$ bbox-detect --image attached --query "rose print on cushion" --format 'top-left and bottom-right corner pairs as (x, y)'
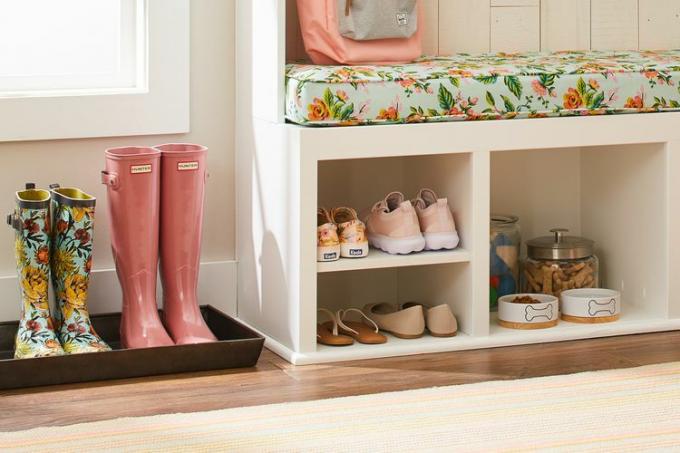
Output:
(286, 50), (680, 126)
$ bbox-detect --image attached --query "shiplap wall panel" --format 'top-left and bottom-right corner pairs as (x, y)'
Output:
(639, 0), (680, 49)
(286, 0), (678, 61)
(422, 0), (440, 55)
(591, 0), (639, 50)
(540, 0), (591, 51)
(491, 0), (539, 6)
(439, 0), (491, 54)
(490, 6), (541, 52)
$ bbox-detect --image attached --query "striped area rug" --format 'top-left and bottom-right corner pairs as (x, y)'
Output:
(3, 361), (680, 452)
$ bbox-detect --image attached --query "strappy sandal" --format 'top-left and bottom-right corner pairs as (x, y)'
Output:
(336, 308), (387, 344)
(317, 308), (354, 346)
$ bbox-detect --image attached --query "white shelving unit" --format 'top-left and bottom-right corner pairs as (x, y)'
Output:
(235, 0), (680, 365)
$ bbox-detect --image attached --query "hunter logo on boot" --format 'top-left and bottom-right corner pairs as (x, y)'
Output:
(130, 164), (152, 174)
(177, 161), (199, 171)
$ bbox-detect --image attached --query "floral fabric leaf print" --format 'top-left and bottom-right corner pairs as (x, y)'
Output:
(285, 50), (680, 126)
(50, 188), (111, 354)
(10, 188), (64, 359)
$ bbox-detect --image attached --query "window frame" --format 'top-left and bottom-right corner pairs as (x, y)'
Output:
(0, 0), (189, 142)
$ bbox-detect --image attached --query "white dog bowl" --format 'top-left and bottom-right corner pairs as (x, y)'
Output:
(561, 288), (620, 323)
(498, 293), (559, 330)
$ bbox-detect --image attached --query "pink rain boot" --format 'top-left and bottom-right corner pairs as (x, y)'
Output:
(102, 147), (174, 349)
(156, 143), (217, 345)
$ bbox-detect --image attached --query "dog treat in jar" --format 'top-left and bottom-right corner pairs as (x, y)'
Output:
(523, 229), (599, 297)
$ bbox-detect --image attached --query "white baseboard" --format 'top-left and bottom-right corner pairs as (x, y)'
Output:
(0, 261), (237, 322)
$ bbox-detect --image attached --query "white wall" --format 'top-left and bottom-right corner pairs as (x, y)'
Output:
(0, 0), (235, 279)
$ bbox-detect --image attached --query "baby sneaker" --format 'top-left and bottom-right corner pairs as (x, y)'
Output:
(412, 189), (460, 251)
(317, 208), (340, 262)
(331, 207), (369, 258)
(365, 192), (425, 255)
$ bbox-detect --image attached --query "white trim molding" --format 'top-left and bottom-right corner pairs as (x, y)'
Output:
(0, 0), (190, 142)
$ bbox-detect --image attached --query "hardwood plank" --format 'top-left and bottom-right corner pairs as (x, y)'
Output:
(439, 0), (491, 54)
(639, 0), (680, 50)
(2, 332), (680, 432)
(591, 0), (639, 50)
(540, 0), (591, 51)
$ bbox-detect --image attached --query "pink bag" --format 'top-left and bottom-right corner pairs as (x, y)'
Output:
(296, 0), (423, 65)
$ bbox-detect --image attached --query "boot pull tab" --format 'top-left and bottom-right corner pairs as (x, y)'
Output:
(6, 213), (21, 231)
(49, 183), (60, 190)
(101, 171), (120, 190)
(25, 183), (35, 190)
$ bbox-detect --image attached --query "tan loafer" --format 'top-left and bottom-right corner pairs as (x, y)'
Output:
(403, 302), (458, 337)
(363, 303), (425, 339)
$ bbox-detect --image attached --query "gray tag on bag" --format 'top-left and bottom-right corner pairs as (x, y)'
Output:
(338, 0), (418, 41)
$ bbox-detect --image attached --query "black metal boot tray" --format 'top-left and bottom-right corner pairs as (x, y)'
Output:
(0, 306), (264, 390)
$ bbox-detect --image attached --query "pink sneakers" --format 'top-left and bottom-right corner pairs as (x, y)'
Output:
(365, 192), (425, 255)
(366, 190), (459, 255)
(412, 189), (460, 251)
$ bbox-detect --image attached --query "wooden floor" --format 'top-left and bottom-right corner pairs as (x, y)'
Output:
(2, 331), (680, 432)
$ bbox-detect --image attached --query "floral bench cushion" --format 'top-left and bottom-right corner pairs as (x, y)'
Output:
(285, 50), (680, 126)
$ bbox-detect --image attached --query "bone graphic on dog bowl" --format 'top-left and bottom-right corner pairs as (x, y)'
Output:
(525, 304), (554, 322)
(561, 288), (620, 319)
(498, 293), (559, 329)
(589, 299), (617, 316)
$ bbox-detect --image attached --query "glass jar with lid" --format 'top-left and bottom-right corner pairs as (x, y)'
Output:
(490, 215), (521, 310)
(523, 228), (599, 297)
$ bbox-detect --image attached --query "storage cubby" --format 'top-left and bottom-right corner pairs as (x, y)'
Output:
(490, 144), (669, 328)
(317, 152), (473, 270)
(317, 263), (472, 355)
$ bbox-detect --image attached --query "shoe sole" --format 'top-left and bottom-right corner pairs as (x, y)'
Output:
(423, 231), (460, 251)
(317, 245), (340, 262)
(429, 331), (458, 338)
(369, 233), (425, 255)
(340, 242), (369, 258)
(380, 329), (424, 339)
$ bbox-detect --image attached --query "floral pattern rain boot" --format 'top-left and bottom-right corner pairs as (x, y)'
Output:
(7, 184), (64, 359)
(50, 185), (111, 354)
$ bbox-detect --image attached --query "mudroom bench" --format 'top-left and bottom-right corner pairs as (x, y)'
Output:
(235, 1), (680, 364)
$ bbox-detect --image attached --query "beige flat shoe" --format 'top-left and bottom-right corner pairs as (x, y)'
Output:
(317, 308), (354, 347)
(363, 303), (425, 339)
(403, 302), (458, 337)
(336, 308), (387, 344)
